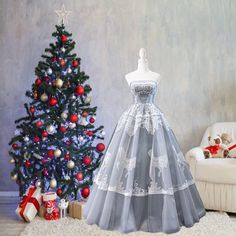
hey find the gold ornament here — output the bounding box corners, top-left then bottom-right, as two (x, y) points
(84, 96), (91, 104)
(54, 149), (62, 158)
(33, 90), (38, 99)
(40, 93), (48, 102)
(60, 59), (65, 66)
(50, 178), (57, 188)
(11, 173), (18, 181)
(67, 160), (75, 169)
(46, 125), (55, 134)
(61, 112), (68, 119)
(56, 78), (63, 88)
(9, 158), (15, 164)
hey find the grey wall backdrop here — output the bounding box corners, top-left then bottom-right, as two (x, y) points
(1, 0), (236, 191)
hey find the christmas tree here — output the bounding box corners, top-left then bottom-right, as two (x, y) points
(8, 24), (105, 200)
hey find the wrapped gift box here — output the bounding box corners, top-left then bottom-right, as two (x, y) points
(16, 186), (42, 222)
(69, 201), (86, 219)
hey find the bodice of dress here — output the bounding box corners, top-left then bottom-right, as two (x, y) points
(130, 80), (157, 104)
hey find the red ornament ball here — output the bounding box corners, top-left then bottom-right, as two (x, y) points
(72, 59), (78, 67)
(51, 56), (57, 62)
(24, 161), (31, 168)
(66, 140), (71, 145)
(57, 188), (63, 196)
(59, 126), (67, 133)
(35, 78), (41, 86)
(64, 154), (70, 160)
(81, 186), (90, 198)
(41, 159), (48, 164)
(43, 76), (50, 83)
(61, 35), (67, 44)
(30, 106), (35, 113)
(82, 111), (88, 117)
(75, 172), (83, 181)
(89, 117), (95, 123)
(36, 120), (43, 128)
(75, 85), (84, 96)
(12, 143), (18, 150)
(47, 149), (54, 158)
(83, 155), (92, 166)
(42, 169), (48, 176)
(33, 136), (40, 143)
(41, 131), (48, 138)
(48, 97), (58, 106)
(69, 114), (78, 123)
(87, 131), (93, 137)
(96, 143), (105, 152)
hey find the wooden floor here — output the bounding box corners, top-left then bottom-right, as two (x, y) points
(0, 197), (25, 236)
(1, 197), (236, 236)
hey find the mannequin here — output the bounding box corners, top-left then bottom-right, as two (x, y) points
(125, 48), (160, 85)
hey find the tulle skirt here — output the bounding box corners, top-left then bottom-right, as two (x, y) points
(84, 103), (205, 234)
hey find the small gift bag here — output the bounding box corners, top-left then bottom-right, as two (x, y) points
(42, 192), (59, 220)
(69, 200), (86, 219)
(16, 185), (42, 222)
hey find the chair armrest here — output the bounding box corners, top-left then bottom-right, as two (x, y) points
(185, 147), (205, 162)
(185, 147), (205, 178)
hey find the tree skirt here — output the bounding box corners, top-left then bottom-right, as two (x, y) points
(20, 212), (235, 236)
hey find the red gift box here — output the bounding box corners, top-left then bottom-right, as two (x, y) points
(16, 186), (42, 222)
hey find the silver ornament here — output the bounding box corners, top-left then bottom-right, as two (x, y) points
(67, 68), (72, 74)
(40, 93), (48, 102)
(78, 136), (84, 142)
(35, 180), (41, 187)
(23, 136), (30, 142)
(47, 68), (53, 75)
(67, 160), (75, 169)
(64, 175), (70, 180)
(69, 123), (76, 129)
(70, 94), (76, 100)
(61, 47), (66, 53)
(61, 112), (68, 119)
(50, 178), (57, 188)
(101, 130), (106, 137)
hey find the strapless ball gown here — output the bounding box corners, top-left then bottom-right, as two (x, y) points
(84, 80), (205, 234)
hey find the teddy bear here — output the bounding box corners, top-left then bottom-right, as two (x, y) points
(203, 134), (229, 159)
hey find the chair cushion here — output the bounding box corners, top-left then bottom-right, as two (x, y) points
(195, 158), (236, 184)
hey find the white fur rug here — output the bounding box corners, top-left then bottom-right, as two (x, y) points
(20, 212), (236, 236)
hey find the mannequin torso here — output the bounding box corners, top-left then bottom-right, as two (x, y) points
(125, 48), (160, 86)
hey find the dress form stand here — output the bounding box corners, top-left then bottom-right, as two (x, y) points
(125, 48), (160, 85)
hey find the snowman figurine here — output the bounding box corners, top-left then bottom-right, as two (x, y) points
(58, 199), (69, 218)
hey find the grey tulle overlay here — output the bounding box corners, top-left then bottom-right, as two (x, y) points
(84, 81), (206, 234)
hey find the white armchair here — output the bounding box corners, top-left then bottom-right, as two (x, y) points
(186, 122), (236, 213)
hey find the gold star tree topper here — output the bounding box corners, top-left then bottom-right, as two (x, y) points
(55, 4), (72, 25)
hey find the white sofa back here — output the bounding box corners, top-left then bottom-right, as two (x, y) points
(200, 122), (236, 147)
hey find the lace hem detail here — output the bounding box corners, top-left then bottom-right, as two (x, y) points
(94, 148), (194, 197)
(93, 179), (195, 197)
